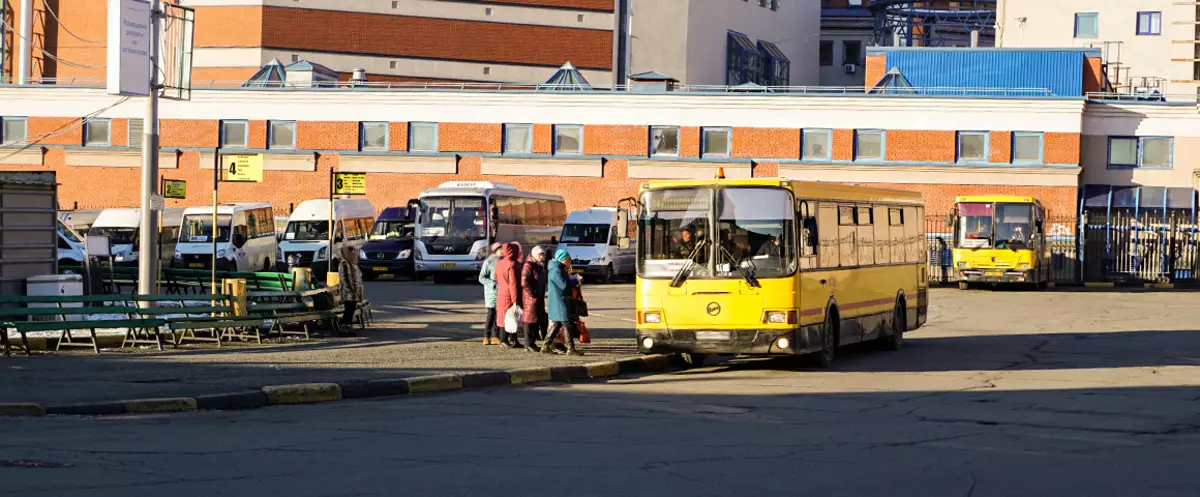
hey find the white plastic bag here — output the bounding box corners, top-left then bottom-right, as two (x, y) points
(504, 305), (523, 334)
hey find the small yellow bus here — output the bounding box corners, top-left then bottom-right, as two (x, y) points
(951, 195), (1050, 289)
(630, 177), (928, 368)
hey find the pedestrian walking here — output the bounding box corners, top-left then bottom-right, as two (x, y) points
(520, 245), (548, 352)
(494, 242), (523, 349)
(338, 244), (364, 335)
(477, 242), (504, 345)
(543, 248), (582, 356)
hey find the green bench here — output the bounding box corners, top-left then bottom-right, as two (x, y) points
(0, 295), (165, 355)
(127, 294), (270, 347)
(247, 290), (345, 340)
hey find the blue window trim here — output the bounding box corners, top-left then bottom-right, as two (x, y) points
(1136, 11), (1162, 36)
(83, 118), (112, 147)
(957, 131), (990, 164)
(1011, 131), (1044, 164)
(553, 124), (584, 155)
(2, 116), (27, 144)
(1106, 136), (1174, 170)
(801, 128), (833, 161)
(359, 121), (389, 152)
(502, 123), (534, 155)
(408, 122), (439, 152)
(854, 129), (886, 161)
(650, 125), (681, 157)
(700, 127), (732, 158)
(220, 120), (249, 149)
(1074, 12), (1099, 39)
(267, 120), (296, 150)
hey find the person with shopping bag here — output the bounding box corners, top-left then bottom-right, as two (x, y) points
(542, 249), (582, 356)
(477, 242), (504, 345)
(494, 242), (523, 349)
(520, 245), (548, 352)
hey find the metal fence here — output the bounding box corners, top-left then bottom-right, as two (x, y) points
(1082, 209), (1199, 284)
(925, 216), (1080, 285)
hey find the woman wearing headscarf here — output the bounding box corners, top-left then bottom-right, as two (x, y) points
(477, 242), (504, 345)
(543, 248), (582, 355)
(494, 242), (523, 348)
(520, 245), (548, 352)
(338, 244), (365, 335)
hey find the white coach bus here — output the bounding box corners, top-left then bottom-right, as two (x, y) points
(414, 181), (566, 283)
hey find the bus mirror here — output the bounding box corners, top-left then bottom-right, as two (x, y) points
(618, 237), (631, 250)
(615, 210), (629, 238)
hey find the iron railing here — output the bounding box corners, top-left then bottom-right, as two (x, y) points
(925, 216), (1081, 285)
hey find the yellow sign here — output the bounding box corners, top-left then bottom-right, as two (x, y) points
(224, 154), (263, 182)
(163, 179), (187, 199)
(334, 172), (366, 195)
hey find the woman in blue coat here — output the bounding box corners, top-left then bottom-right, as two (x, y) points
(541, 249), (582, 356)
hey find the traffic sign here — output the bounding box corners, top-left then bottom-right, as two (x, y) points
(163, 179), (187, 199)
(150, 194), (165, 211)
(334, 172), (367, 195)
(224, 154), (263, 182)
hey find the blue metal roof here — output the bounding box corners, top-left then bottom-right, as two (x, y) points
(882, 49), (1086, 96)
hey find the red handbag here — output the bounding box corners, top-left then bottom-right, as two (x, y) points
(578, 321), (590, 343)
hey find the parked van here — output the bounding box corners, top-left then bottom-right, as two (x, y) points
(87, 208), (184, 266)
(359, 203), (418, 280)
(56, 219), (86, 268)
(58, 209), (104, 235)
(278, 198), (376, 275)
(174, 203), (278, 272)
(558, 207), (635, 283)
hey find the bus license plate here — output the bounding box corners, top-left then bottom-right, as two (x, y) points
(571, 268), (584, 274)
(985, 271), (1003, 277)
(440, 263), (456, 268)
(695, 331), (731, 341)
(188, 263), (204, 268)
(372, 266), (388, 272)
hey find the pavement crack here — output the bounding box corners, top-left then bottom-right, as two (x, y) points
(965, 472), (978, 497)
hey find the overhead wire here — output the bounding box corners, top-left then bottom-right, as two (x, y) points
(0, 18), (105, 70)
(43, 2), (104, 45)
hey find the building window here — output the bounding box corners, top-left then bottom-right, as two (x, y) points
(554, 125), (583, 155)
(855, 130), (885, 161)
(503, 123), (533, 154)
(409, 122), (438, 152)
(221, 120), (248, 148)
(84, 118), (111, 147)
(819, 41), (833, 66)
(957, 131), (989, 163)
(650, 126), (679, 156)
(1012, 132), (1044, 163)
(802, 129), (832, 160)
(1075, 13), (1099, 39)
(360, 122), (388, 152)
(1109, 136), (1173, 168)
(2, 117), (27, 145)
(269, 121), (295, 150)
(769, 0), (778, 10)
(849, 0), (863, 5)
(727, 31), (764, 85)
(758, 40), (790, 86)
(842, 40), (862, 65)
(701, 127), (731, 158)
(1137, 11), (1162, 36)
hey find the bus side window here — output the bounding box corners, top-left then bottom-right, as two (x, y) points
(797, 200), (818, 264)
(817, 203), (839, 269)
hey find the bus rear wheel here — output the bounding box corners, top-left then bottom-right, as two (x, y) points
(599, 263), (613, 284)
(882, 300), (904, 352)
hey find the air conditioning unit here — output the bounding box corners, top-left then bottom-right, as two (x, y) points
(844, 64), (857, 74)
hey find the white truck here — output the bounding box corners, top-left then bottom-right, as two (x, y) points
(557, 207), (635, 283)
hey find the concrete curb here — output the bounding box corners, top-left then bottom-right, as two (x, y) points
(6, 354), (678, 418)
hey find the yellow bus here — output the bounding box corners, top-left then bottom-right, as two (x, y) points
(629, 177), (928, 368)
(951, 195), (1050, 289)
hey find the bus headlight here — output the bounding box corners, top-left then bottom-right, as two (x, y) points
(217, 249), (226, 258)
(641, 337), (654, 349)
(640, 311), (662, 324)
(398, 249), (411, 260)
(1019, 263), (1031, 269)
(763, 310), (797, 324)
(173, 251), (182, 260)
(317, 247), (328, 260)
(957, 262), (968, 267)
(776, 337), (791, 349)
(359, 249), (368, 261)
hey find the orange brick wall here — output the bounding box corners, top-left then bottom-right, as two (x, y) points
(833, 129), (854, 161)
(193, 6), (265, 48)
(733, 128), (800, 159)
(583, 125), (647, 156)
(249, 121), (268, 149)
(439, 123), (502, 153)
(297, 121), (358, 151)
(45, 0), (107, 82)
(533, 124), (553, 154)
(111, 119), (129, 148)
(389, 122), (409, 152)
(1045, 132), (1081, 165)
(192, 67), (262, 86)
(29, 118), (83, 146)
(864, 55), (886, 88)
(752, 161), (779, 178)
(161, 120), (220, 148)
(679, 127), (700, 158)
(886, 130), (956, 163)
(989, 131), (1011, 163)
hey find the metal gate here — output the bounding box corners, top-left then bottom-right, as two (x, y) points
(1081, 185), (1198, 284)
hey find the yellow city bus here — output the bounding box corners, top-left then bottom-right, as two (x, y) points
(630, 177), (928, 368)
(950, 195), (1050, 289)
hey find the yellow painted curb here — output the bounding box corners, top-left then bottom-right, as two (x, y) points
(1046, 282), (1056, 289)
(584, 361), (620, 378)
(123, 397), (197, 414)
(1146, 283), (1175, 289)
(406, 375), (463, 394)
(0, 403), (47, 417)
(262, 383), (343, 405)
(508, 367), (552, 385)
(1084, 282), (1115, 288)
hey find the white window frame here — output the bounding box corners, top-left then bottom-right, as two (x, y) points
(854, 129), (885, 161)
(221, 120), (249, 149)
(701, 127), (732, 158)
(802, 128), (832, 161)
(84, 118), (112, 147)
(1108, 136), (1173, 169)
(2, 117), (27, 145)
(268, 120), (296, 150)
(409, 122), (438, 153)
(1074, 12), (1099, 39)
(1011, 131), (1044, 164)
(360, 121), (389, 152)
(553, 124), (584, 155)
(650, 125), (681, 157)
(957, 131), (990, 163)
(503, 123), (534, 155)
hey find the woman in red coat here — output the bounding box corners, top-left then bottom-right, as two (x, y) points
(519, 245), (548, 352)
(494, 242), (523, 348)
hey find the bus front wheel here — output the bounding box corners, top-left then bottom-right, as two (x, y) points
(679, 353), (707, 369)
(815, 311), (836, 368)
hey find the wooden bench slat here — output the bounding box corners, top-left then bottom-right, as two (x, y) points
(7, 319), (165, 332)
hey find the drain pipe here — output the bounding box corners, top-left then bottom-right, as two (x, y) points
(17, 0), (32, 84)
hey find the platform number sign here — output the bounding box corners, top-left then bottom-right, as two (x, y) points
(223, 154), (263, 182)
(334, 172), (367, 195)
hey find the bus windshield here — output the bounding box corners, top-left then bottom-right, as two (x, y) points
(995, 203), (1033, 249)
(957, 202), (1033, 250)
(419, 196), (487, 243)
(182, 214), (232, 243)
(638, 188), (713, 278)
(561, 224), (609, 244)
(716, 188), (795, 278)
(370, 221), (413, 240)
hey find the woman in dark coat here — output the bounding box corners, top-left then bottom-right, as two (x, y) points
(519, 245), (548, 352)
(542, 248), (581, 356)
(494, 242), (523, 348)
